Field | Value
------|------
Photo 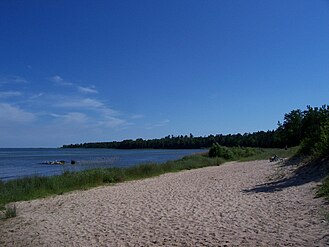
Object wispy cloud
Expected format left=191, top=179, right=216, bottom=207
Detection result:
left=0, top=73, right=141, bottom=147
left=0, top=76, right=27, bottom=84
left=29, top=92, right=44, bottom=100
left=0, top=103, right=36, bottom=124
left=131, top=114, right=144, bottom=119
left=51, top=112, right=88, bottom=123
left=50, top=75, right=63, bottom=83
left=54, top=98, right=105, bottom=108
left=51, top=75, right=100, bottom=95
left=146, top=119, right=170, bottom=129
left=0, top=91, right=22, bottom=98
left=99, top=116, right=128, bottom=128
left=78, top=86, right=98, bottom=94
left=53, top=96, right=128, bottom=128
left=50, top=75, right=73, bottom=86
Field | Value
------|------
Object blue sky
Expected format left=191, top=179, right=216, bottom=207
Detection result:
left=1, top=1, right=329, bottom=147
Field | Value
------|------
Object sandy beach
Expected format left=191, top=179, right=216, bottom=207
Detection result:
left=1, top=160, right=328, bottom=246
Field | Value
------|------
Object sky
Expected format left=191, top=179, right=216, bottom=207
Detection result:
left=0, top=0, right=329, bottom=148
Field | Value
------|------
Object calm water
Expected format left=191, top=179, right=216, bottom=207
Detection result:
left=0, top=148, right=204, bottom=181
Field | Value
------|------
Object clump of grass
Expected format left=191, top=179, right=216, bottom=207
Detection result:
left=317, top=176, right=329, bottom=200
left=3, top=204, right=17, bottom=219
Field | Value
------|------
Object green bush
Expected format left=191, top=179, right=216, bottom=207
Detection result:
left=209, top=143, right=234, bottom=159
left=313, top=123, right=329, bottom=157
left=300, top=122, right=329, bottom=158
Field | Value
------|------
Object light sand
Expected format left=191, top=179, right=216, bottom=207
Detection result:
left=1, top=160, right=328, bottom=246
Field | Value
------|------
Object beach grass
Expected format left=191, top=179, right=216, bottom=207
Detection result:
left=0, top=154, right=223, bottom=209
left=237, top=146, right=299, bottom=161
left=5, top=204, right=16, bottom=219
left=0, top=147, right=298, bottom=210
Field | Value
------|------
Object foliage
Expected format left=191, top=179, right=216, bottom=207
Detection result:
left=297, top=105, right=329, bottom=157
left=311, top=123, right=329, bottom=157
left=273, top=105, right=329, bottom=158
left=209, top=143, right=234, bottom=159
left=317, top=175, right=329, bottom=200
left=277, top=109, right=303, bottom=147
left=63, top=130, right=284, bottom=150
left=209, top=144, right=297, bottom=161
left=62, top=104, right=329, bottom=160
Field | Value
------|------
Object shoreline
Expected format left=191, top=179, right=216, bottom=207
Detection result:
left=1, top=159, right=328, bottom=246
left=0, top=148, right=205, bottom=182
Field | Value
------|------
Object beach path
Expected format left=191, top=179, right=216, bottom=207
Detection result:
left=1, top=160, right=328, bottom=246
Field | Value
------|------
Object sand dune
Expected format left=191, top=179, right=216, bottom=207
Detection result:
left=1, top=160, right=328, bottom=246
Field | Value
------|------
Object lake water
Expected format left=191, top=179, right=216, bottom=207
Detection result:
left=0, top=148, right=204, bottom=181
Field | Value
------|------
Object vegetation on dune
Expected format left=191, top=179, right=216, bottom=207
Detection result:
left=209, top=144, right=298, bottom=161
left=277, top=105, right=329, bottom=158
left=274, top=105, right=329, bottom=201
left=206, top=104, right=329, bottom=201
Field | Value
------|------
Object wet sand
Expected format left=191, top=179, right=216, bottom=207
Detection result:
left=1, top=160, right=328, bottom=246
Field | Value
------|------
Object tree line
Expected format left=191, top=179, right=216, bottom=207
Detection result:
left=63, top=105, right=329, bottom=156
left=62, top=131, right=282, bottom=149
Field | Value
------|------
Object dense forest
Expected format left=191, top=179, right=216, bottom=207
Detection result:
left=63, top=105, right=329, bottom=156
left=62, top=131, right=281, bottom=149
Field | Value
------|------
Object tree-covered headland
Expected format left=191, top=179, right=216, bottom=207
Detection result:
left=63, top=105, right=329, bottom=158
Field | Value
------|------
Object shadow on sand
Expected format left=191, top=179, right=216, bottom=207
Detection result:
left=242, top=156, right=329, bottom=194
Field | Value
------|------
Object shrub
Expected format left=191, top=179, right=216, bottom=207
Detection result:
left=313, top=123, right=329, bottom=157
left=300, top=122, right=329, bottom=158
left=209, top=143, right=234, bottom=159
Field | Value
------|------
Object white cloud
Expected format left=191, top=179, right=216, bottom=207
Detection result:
left=55, top=98, right=105, bottom=108
left=0, top=91, right=22, bottom=98
left=51, top=75, right=99, bottom=95
left=100, top=116, right=127, bottom=128
left=51, top=112, right=88, bottom=123
left=52, top=96, right=128, bottom=128
left=78, top=86, right=98, bottom=94
left=131, top=114, right=144, bottom=119
left=29, top=93, right=44, bottom=100
left=0, top=103, right=36, bottom=124
left=50, top=75, right=64, bottom=83
left=50, top=75, right=73, bottom=86
left=146, top=119, right=170, bottom=129
left=0, top=76, right=27, bottom=84
left=101, top=107, right=119, bottom=116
